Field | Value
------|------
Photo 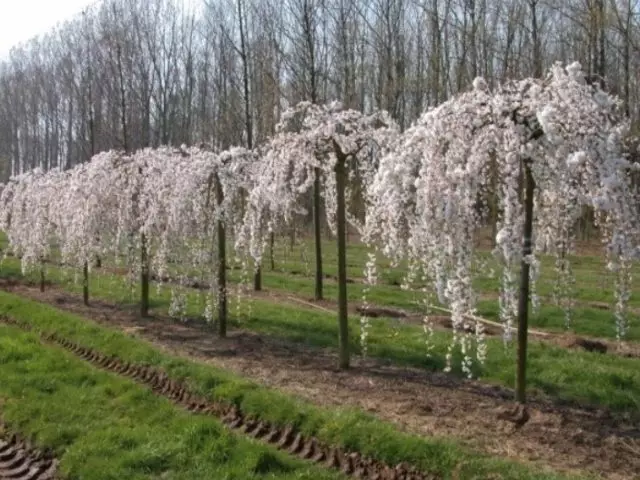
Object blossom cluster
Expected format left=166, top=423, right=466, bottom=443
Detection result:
left=235, top=101, right=399, bottom=262
left=365, top=62, right=639, bottom=373
left=0, top=146, right=255, bottom=319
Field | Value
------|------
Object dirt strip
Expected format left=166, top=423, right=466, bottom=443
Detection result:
left=2, top=282, right=640, bottom=479
left=0, top=431, right=57, bottom=480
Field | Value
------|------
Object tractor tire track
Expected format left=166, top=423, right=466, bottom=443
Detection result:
left=0, top=433, right=57, bottom=480
left=1, top=317, right=436, bottom=480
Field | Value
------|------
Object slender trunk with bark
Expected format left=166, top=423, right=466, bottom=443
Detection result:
left=215, top=173, right=227, bottom=337
left=269, top=231, right=275, bottom=270
left=83, top=261, right=89, bottom=306
left=84, top=42, right=95, bottom=306
left=335, top=149, right=349, bottom=369
left=140, top=233, right=150, bottom=317
left=40, top=261, right=46, bottom=293
left=313, top=166, right=323, bottom=300
left=516, top=161, right=535, bottom=403
left=237, top=0, right=261, bottom=292
left=116, top=42, right=128, bottom=153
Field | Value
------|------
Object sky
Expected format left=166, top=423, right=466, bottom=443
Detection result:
left=0, top=0, right=95, bottom=59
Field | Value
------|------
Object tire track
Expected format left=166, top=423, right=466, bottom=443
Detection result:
left=1, top=317, right=436, bottom=480
left=0, top=433, right=57, bottom=480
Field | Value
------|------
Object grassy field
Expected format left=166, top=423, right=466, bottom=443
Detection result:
left=0, top=322, right=344, bottom=480
left=75, top=235, right=640, bottom=340
left=1, top=234, right=639, bottom=478
left=259, top=238, right=640, bottom=339
left=2, top=232, right=638, bottom=335
left=1, top=254, right=639, bottom=414
left=0, top=291, right=577, bottom=480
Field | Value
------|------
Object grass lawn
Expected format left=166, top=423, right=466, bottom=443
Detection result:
left=2, top=258, right=640, bottom=415
left=0, top=322, right=343, bottom=480
left=0, top=291, right=578, bottom=480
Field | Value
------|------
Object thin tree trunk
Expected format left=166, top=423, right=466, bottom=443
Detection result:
left=313, top=166, right=323, bottom=300
left=269, top=231, right=275, bottom=270
left=530, top=0, right=542, bottom=78
left=237, top=0, right=261, bottom=292
left=253, top=263, right=262, bottom=290
left=215, top=173, right=227, bottom=337
left=84, top=33, right=95, bottom=306
left=335, top=149, right=349, bottom=369
left=140, top=233, right=150, bottom=317
left=83, top=261, right=89, bottom=306
left=516, top=161, right=535, bottom=404
left=40, top=261, right=45, bottom=293
left=597, top=0, right=606, bottom=88
left=116, top=42, right=128, bottom=153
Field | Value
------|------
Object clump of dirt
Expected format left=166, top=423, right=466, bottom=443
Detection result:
left=559, top=335, right=608, bottom=354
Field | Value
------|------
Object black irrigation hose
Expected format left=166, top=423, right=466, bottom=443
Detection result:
left=1, top=316, right=437, bottom=480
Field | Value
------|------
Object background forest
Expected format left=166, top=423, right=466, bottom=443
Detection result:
left=0, top=0, right=637, bottom=181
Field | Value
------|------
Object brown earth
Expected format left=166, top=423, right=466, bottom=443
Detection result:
left=1, top=280, right=639, bottom=479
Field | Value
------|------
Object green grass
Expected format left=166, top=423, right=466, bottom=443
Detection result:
left=2, top=258, right=640, bottom=414
left=0, top=323, right=343, bottom=480
left=233, top=267, right=640, bottom=340
left=127, top=236, right=640, bottom=340
left=239, top=302, right=640, bottom=413
left=0, top=291, right=581, bottom=480
left=4, top=231, right=639, bottom=342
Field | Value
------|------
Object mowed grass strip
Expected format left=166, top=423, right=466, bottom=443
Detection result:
left=0, top=323, right=345, bottom=480
left=0, top=291, right=577, bottom=480
left=2, top=260, right=640, bottom=414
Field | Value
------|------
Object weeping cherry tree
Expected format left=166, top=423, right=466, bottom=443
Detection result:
left=365, top=62, right=638, bottom=407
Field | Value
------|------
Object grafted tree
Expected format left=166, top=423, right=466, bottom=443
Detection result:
left=365, top=63, right=638, bottom=406
left=239, top=101, right=398, bottom=368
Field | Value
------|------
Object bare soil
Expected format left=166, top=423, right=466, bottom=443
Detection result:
left=2, top=280, right=640, bottom=480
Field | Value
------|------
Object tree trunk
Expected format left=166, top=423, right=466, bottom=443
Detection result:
left=215, top=173, right=227, bottom=337
left=516, top=161, right=535, bottom=404
left=254, top=263, right=262, bottom=290
left=40, top=261, right=45, bottom=293
left=335, top=150, right=349, bottom=369
left=83, top=261, right=89, bottom=306
left=237, top=0, right=261, bottom=293
left=140, top=233, right=150, bottom=317
left=269, top=231, right=275, bottom=270
left=313, top=166, right=323, bottom=300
